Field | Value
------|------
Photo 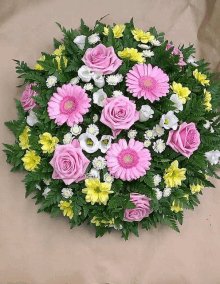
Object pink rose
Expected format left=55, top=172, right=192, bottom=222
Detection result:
left=167, top=122, right=200, bottom=158
left=50, top=140, right=90, bottom=185
left=82, top=43, right=122, bottom=75
left=166, top=44, right=186, bottom=66
left=21, top=83, right=39, bottom=111
left=100, top=96, right=139, bottom=138
left=124, top=193, right=151, bottom=222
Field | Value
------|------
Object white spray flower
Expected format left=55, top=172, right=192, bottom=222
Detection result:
left=61, top=188, right=73, bottom=199
left=142, top=50, right=154, bottom=58
left=86, top=124, right=99, bottom=136
left=153, top=188, right=163, bottom=200
left=153, top=174, right=162, bottom=186
left=92, top=156, right=107, bottom=170
left=151, top=39, right=161, bottom=46
left=99, top=135, right=114, bottom=153
left=163, top=187, right=172, bottom=197
left=153, top=139, right=166, bottom=153
left=26, top=110, right=38, bottom=126
left=78, top=65, right=93, bottom=82
left=92, top=72, right=105, bottom=88
left=144, top=140, right=151, bottom=148
left=160, top=111, right=179, bottom=130
left=87, top=168, right=100, bottom=180
left=138, top=44, right=151, bottom=49
left=144, top=130, right=156, bottom=140
left=128, top=130, right=137, bottom=139
left=186, top=55, right=198, bottom=67
left=73, top=35, right=86, bottom=50
left=84, top=83, right=93, bottom=91
left=205, top=150, right=220, bottom=165
left=153, top=124, right=165, bottom=137
left=88, top=33, right=100, bottom=44
left=63, top=133, right=73, bottom=144
left=139, top=105, right=154, bottom=122
left=170, top=94, right=183, bottom=113
left=113, top=90, right=123, bottom=97
left=43, top=179, right=51, bottom=186
left=70, top=125, right=82, bottom=136
left=78, top=133, right=99, bottom=153
left=69, top=77, right=80, bottom=85
left=46, top=76, right=57, bottom=88
left=42, top=187, right=51, bottom=198
left=104, top=173, right=114, bottom=183
left=93, top=89, right=107, bottom=107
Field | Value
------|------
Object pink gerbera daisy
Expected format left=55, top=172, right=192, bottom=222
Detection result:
left=47, top=84, right=91, bottom=126
left=106, top=138, right=151, bottom=181
left=126, top=63, right=169, bottom=103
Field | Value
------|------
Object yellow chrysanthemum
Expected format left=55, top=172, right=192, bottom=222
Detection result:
left=164, top=160, right=186, bottom=188
left=52, top=45, right=65, bottom=56
left=55, top=56, right=68, bottom=70
left=190, top=183, right=204, bottom=194
left=38, top=132, right=59, bottom=154
left=82, top=179, right=114, bottom=205
left=170, top=82, right=191, bottom=104
left=19, top=126, right=31, bottom=150
left=203, top=89, right=212, bottom=111
left=91, top=216, right=114, bottom=226
left=132, top=27, right=154, bottom=43
left=118, top=48, right=145, bottom=63
left=22, top=150, right=41, bottom=172
left=171, top=194, right=189, bottom=213
left=103, top=25, right=126, bottom=38
left=193, top=69, right=210, bottom=86
left=58, top=200, right=74, bottom=219
left=34, top=55, right=45, bottom=70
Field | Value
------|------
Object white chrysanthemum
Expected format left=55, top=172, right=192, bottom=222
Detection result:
left=78, top=65, right=93, bottom=82
left=205, top=150, right=220, bottom=165
left=93, top=114, right=99, bottom=123
left=73, top=35, right=86, bottom=50
left=104, top=172, right=114, bottom=183
left=84, top=83, right=93, bottom=91
left=138, top=44, right=151, bottom=49
left=170, top=94, right=183, bottom=113
left=93, top=89, right=107, bottom=107
left=26, top=110, right=38, bottom=126
left=139, top=105, right=154, bottom=122
left=46, top=76, right=57, bottom=88
left=116, top=74, right=123, bottom=82
left=153, top=188, right=163, bottom=200
left=153, top=124, right=165, bottom=137
left=70, top=125, right=82, bottom=136
left=78, top=133, right=99, bottom=153
left=70, top=77, right=80, bottom=85
left=88, top=33, right=100, bottom=44
left=92, top=72, right=105, bottom=88
left=43, top=179, right=51, bottom=186
left=151, top=39, right=161, bottom=46
left=128, top=129, right=137, bottom=139
left=153, top=139, right=166, bottom=153
left=144, top=130, right=156, bottom=140
left=87, top=168, right=100, bottom=180
left=106, top=75, right=119, bottom=85
left=186, top=55, right=198, bottom=67
left=92, top=156, right=107, bottom=170
left=163, top=187, right=172, bottom=197
left=86, top=124, right=99, bottom=136
left=153, top=174, right=162, bottom=186
left=113, top=90, right=123, bottom=97
left=36, top=184, right=41, bottom=190
left=144, top=140, right=151, bottom=148
left=63, top=133, right=73, bottom=144
left=110, top=223, right=123, bottom=230
left=142, top=50, right=154, bottom=58
left=99, top=135, right=114, bottom=153
left=61, top=188, right=73, bottom=199
left=42, top=187, right=51, bottom=198
left=159, top=111, right=179, bottom=130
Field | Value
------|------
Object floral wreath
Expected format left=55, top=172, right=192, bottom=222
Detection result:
left=4, top=19, right=220, bottom=240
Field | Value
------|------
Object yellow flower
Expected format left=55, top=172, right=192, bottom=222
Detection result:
left=91, top=216, right=114, bottom=226
left=34, top=55, right=45, bottom=70
left=118, top=48, right=145, bottom=63
left=103, top=25, right=126, bottom=38
left=55, top=56, right=68, bottom=70
left=190, top=183, right=204, bottom=194
left=171, top=194, right=189, bottom=213
left=193, top=69, right=210, bottom=86
left=52, top=45, right=65, bottom=56
left=82, top=179, right=114, bottom=205
left=22, top=150, right=41, bottom=171
left=170, top=82, right=191, bottom=104
left=58, top=200, right=74, bottom=219
left=19, top=126, right=31, bottom=150
left=164, top=160, right=186, bottom=188
left=203, top=89, right=212, bottom=111
left=38, top=132, right=59, bottom=154
left=132, top=27, right=154, bottom=43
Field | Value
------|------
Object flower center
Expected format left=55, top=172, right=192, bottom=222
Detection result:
left=139, top=76, right=155, bottom=90
left=86, top=138, right=94, bottom=146
left=117, top=148, right=139, bottom=169
left=94, top=187, right=101, bottom=194
left=60, top=96, right=77, bottom=115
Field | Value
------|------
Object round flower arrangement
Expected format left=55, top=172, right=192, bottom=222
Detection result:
left=4, top=19, right=220, bottom=240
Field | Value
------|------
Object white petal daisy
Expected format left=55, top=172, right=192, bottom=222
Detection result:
left=86, top=124, right=99, bottom=136
left=42, top=187, right=51, bottom=198
left=151, top=39, right=161, bottom=46
left=92, top=156, right=107, bottom=170
left=128, top=129, right=137, bottom=139
left=88, top=33, right=100, bottom=44
left=205, top=150, right=220, bottom=165
left=113, top=90, right=123, bottom=97
left=63, top=133, right=73, bottom=144
left=153, top=174, right=162, bottom=186
left=138, top=44, right=151, bottom=49
left=61, top=188, right=73, bottom=199
left=144, top=140, right=151, bottom=148
left=104, top=172, right=114, bottom=183
left=142, top=50, right=154, bottom=58
left=153, top=124, right=165, bottom=137
left=153, top=188, right=163, bottom=200
left=153, top=139, right=166, bottom=153
left=116, top=74, right=123, bottom=82
left=144, top=130, right=156, bottom=140
left=163, top=187, right=172, bottom=197
left=69, top=77, right=80, bottom=85
left=46, top=76, right=57, bottom=88
left=70, top=125, right=82, bottom=136
left=84, top=83, right=93, bottom=91
left=106, top=75, right=119, bottom=86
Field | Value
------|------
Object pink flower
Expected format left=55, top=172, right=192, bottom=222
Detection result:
left=166, top=122, right=200, bottom=158
left=166, top=44, right=186, bottom=66
left=124, top=193, right=151, bottom=222
left=100, top=96, right=139, bottom=138
left=50, top=140, right=90, bottom=185
left=126, top=64, right=169, bottom=103
left=47, top=84, right=91, bottom=127
left=106, top=138, right=151, bottom=181
left=82, top=43, right=122, bottom=75
left=21, top=83, right=39, bottom=111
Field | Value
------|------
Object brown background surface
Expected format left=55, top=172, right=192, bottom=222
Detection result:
left=0, top=0, right=220, bottom=283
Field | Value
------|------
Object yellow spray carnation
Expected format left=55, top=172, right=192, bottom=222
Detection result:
left=171, top=194, right=189, bottom=213
left=52, top=45, right=65, bottom=56
left=22, top=150, right=41, bottom=172
left=55, top=56, right=68, bottom=70
left=203, top=89, right=212, bottom=111
left=34, top=55, right=45, bottom=70
left=164, top=160, right=186, bottom=188
left=19, top=126, right=31, bottom=150
left=170, top=82, right=191, bottom=104
left=190, top=183, right=204, bottom=194
left=118, top=48, right=145, bottom=63
left=103, top=25, right=126, bottom=38
left=58, top=200, right=74, bottom=219
left=132, top=27, right=154, bottom=43
left=38, top=132, right=59, bottom=154
left=91, top=216, right=114, bottom=226
left=193, top=69, right=210, bottom=86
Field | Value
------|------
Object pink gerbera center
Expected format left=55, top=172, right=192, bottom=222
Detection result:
left=60, top=96, right=77, bottom=114
left=117, top=149, right=139, bottom=169
left=139, top=76, right=156, bottom=90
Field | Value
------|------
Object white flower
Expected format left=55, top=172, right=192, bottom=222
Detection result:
left=186, top=55, right=198, bottom=67
left=205, top=150, right=220, bottom=165
left=46, top=76, right=57, bottom=88
left=104, top=173, right=114, bottom=183
left=203, top=120, right=214, bottom=133
left=70, top=125, right=82, bottom=136
left=113, top=90, right=123, bottom=97
left=84, top=83, right=93, bottom=91
left=144, top=130, right=156, bottom=140
left=153, top=124, right=164, bottom=137
left=43, top=179, right=51, bottom=186
left=99, top=135, right=114, bottom=153
left=151, top=39, right=161, bottom=46
left=138, top=44, right=151, bottom=49
left=170, top=94, right=183, bottom=113
left=144, top=140, right=151, bottom=148
left=106, top=75, right=119, bottom=85
left=70, top=77, right=80, bottom=85
left=42, top=187, right=51, bottom=198
left=92, top=72, right=105, bottom=88
left=78, top=65, right=94, bottom=82
left=36, top=184, right=41, bottom=190
left=26, top=110, right=38, bottom=126
left=86, top=124, right=99, bottom=136
left=163, top=187, right=172, bottom=197
left=142, top=50, right=154, bottom=58
left=153, top=188, right=162, bottom=200
left=153, top=174, right=161, bottom=186
left=139, top=105, right=154, bottom=122
left=110, top=224, right=123, bottom=230
left=128, top=130, right=137, bottom=139
left=93, top=89, right=107, bottom=107
left=92, top=156, right=107, bottom=170
left=78, top=133, right=99, bottom=153
left=61, top=188, right=73, bottom=199
left=153, top=139, right=166, bottom=153
left=73, top=35, right=86, bottom=50
left=88, top=33, right=100, bottom=44
left=93, top=114, right=99, bottom=123
left=160, top=111, right=179, bottom=130
left=63, top=133, right=73, bottom=144
left=116, top=74, right=123, bottom=82
left=87, top=168, right=100, bottom=180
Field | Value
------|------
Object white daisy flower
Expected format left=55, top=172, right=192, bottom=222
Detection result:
left=128, top=129, right=137, bottom=139
left=153, top=174, right=162, bottom=186
left=186, top=55, right=198, bottom=67
left=70, top=125, right=82, bottom=136
left=153, top=139, right=166, bottom=153
left=99, top=135, right=114, bottom=153
left=106, top=75, right=119, bottom=85
left=73, top=35, right=86, bottom=50
left=139, top=105, right=154, bottom=122
left=142, top=50, right=154, bottom=58
left=42, top=187, right=51, bottom=198
left=93, top=114, right=99, bottom=123
left=144, top=140, right=151, bottom=148
left=144, top=130, right=156, bottom=140
left=153, top=188, right=163, bottom=200
left=84, top=83, right=93, bottom=91
left=87, top=168, right=100, bottom=180
left=92, top=72, right=105, bottom=88
left=116, top=74, right=123, bottom=82
left=78, top=65, right=94, bottom=82
left=92, top=156, right=107, bottom=170
left=36, top=184, right=41, bottom=190
left=93, top=89, right=107, bottom=107
left=26, top=110, right=38, bottom=126
left=63, top=133, right=73, bottom=144
left=46, top=76, right=57, bottom=88
left=163, top=187, right=172, bottom=197
left=159, top=111, right=179, bottom=130
left=110, top=224, right=123, bottom=230
left=138, top=44, right=151, bottom=49
left=170, top=94, right=183, bottom=113
left=43, top=179, right=51, bottom=186
left=61, top=188, right=73, bottom=199
left=153, top=124, right=165, bottom=137
left=151, top=39, right=161, bottom=46
left=86, top=124, right=99, bottom=136
left=104, top=172, right=114, bottom=183
left=70, top=77, right=80, bottom=85
left=79, top=133, right=99, bottom=153
left=205, top=150, right=220, bottom=165
left=113, top=90, right=123, bottom=97
left=88, top=33, right=100, bottom=45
